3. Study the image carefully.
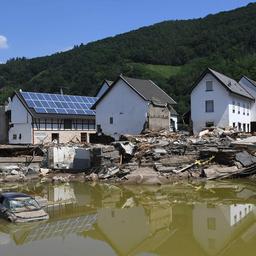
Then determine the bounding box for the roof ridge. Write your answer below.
[21,90,97,98]
[207,68,254,100]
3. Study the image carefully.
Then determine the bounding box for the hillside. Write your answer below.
[1,3,256,113]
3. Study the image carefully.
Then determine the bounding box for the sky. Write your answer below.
[0,0,255,63]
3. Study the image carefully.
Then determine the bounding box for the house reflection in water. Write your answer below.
[193,203,255,255]
[1,183,256,256]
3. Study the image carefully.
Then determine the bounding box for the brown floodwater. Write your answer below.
[1,180,256,256]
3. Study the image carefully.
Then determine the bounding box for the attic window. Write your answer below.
[206,81,213,91]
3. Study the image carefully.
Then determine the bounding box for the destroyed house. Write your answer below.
[191,68,255,134]
[93,74,178,139]
[8,91,98,144]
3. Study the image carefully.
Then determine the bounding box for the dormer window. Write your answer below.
[206,81,213,91]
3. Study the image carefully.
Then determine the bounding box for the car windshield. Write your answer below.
[8,197,40,212]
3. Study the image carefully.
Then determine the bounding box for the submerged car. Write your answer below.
[0,192,49,223]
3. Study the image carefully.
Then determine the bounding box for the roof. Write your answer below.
[1,192,32,199]
[95,80,113,97]
[191,68,254,101]
[15,91,98,119]
[105,80,113,86]
[242,76,256,87]
[93,75,176,108]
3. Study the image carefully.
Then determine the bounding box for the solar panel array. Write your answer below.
[21,92,98,115]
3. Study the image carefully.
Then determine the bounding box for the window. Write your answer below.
[238,102,240,114]
[110,117,113,124]
[206,122,214,128]
[13,134,17,140]
[233,122,236,128]
[64,119,72,129]
[81,133,87,143]
[232,101,235,113]
[19,134,22,140]
[97,125,102,133]
[206,81,213,91]
[247,103,250,116]
[207,217,216,230]
[243,103,245,115]
[238,122,241,131]
[205,100,214,112]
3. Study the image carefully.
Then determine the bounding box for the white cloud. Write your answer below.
[0,35,8,49]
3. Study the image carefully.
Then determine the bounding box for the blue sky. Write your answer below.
[0,0,255,63]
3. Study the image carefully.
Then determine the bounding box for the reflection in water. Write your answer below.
[0,181,256,256]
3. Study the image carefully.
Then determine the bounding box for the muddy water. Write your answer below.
[1,181,256,256]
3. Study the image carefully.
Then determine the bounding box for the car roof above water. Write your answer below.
[1,192,32,199]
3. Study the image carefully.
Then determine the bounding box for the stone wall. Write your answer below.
[148,104,170,131]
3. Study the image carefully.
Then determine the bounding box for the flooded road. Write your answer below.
[1,181,256,256]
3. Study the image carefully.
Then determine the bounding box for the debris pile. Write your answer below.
[2,128,256,185]
[86,129,256,184]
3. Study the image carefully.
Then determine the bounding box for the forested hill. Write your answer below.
[1,3,256,113]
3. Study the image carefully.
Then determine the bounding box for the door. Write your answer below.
[52,133,59,143]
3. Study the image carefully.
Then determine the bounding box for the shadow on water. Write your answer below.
[0,180,256,255]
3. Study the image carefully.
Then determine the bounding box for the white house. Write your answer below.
[93,75,178,139]
[191,68,255,134]
[239,76,256,131]
[8,91,98,144]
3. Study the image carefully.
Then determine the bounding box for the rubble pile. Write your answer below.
[2,128,256,185]
[87,129,256,184]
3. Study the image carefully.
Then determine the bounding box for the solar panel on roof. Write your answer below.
[20,92,97,116]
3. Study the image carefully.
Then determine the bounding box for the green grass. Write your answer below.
[130,62,181,79]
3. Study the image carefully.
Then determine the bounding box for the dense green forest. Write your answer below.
[1,3,256,113]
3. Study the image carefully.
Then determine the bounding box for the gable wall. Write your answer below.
[96,79,148,139]
[9,95,33,144]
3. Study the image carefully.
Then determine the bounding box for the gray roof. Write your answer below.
[208,69,254,100]
[243,76,256,87]
[121,75,176,105]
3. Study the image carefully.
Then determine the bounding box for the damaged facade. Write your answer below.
[8,91,98,144]
[191,68,255,134]
[93,75,178,139]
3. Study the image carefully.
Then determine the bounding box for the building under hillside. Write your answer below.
[93,75,178,139]
[191,68,255,134]
[8,91,98,144]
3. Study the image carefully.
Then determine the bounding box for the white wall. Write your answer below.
[171,115,178,131]
[96,82,109,98]
[228,94,251,132]
[9,95,32,144]
[191,73,252,134]
[96,79,148,139]
[191,73,230,134]
[239,77,256,121]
